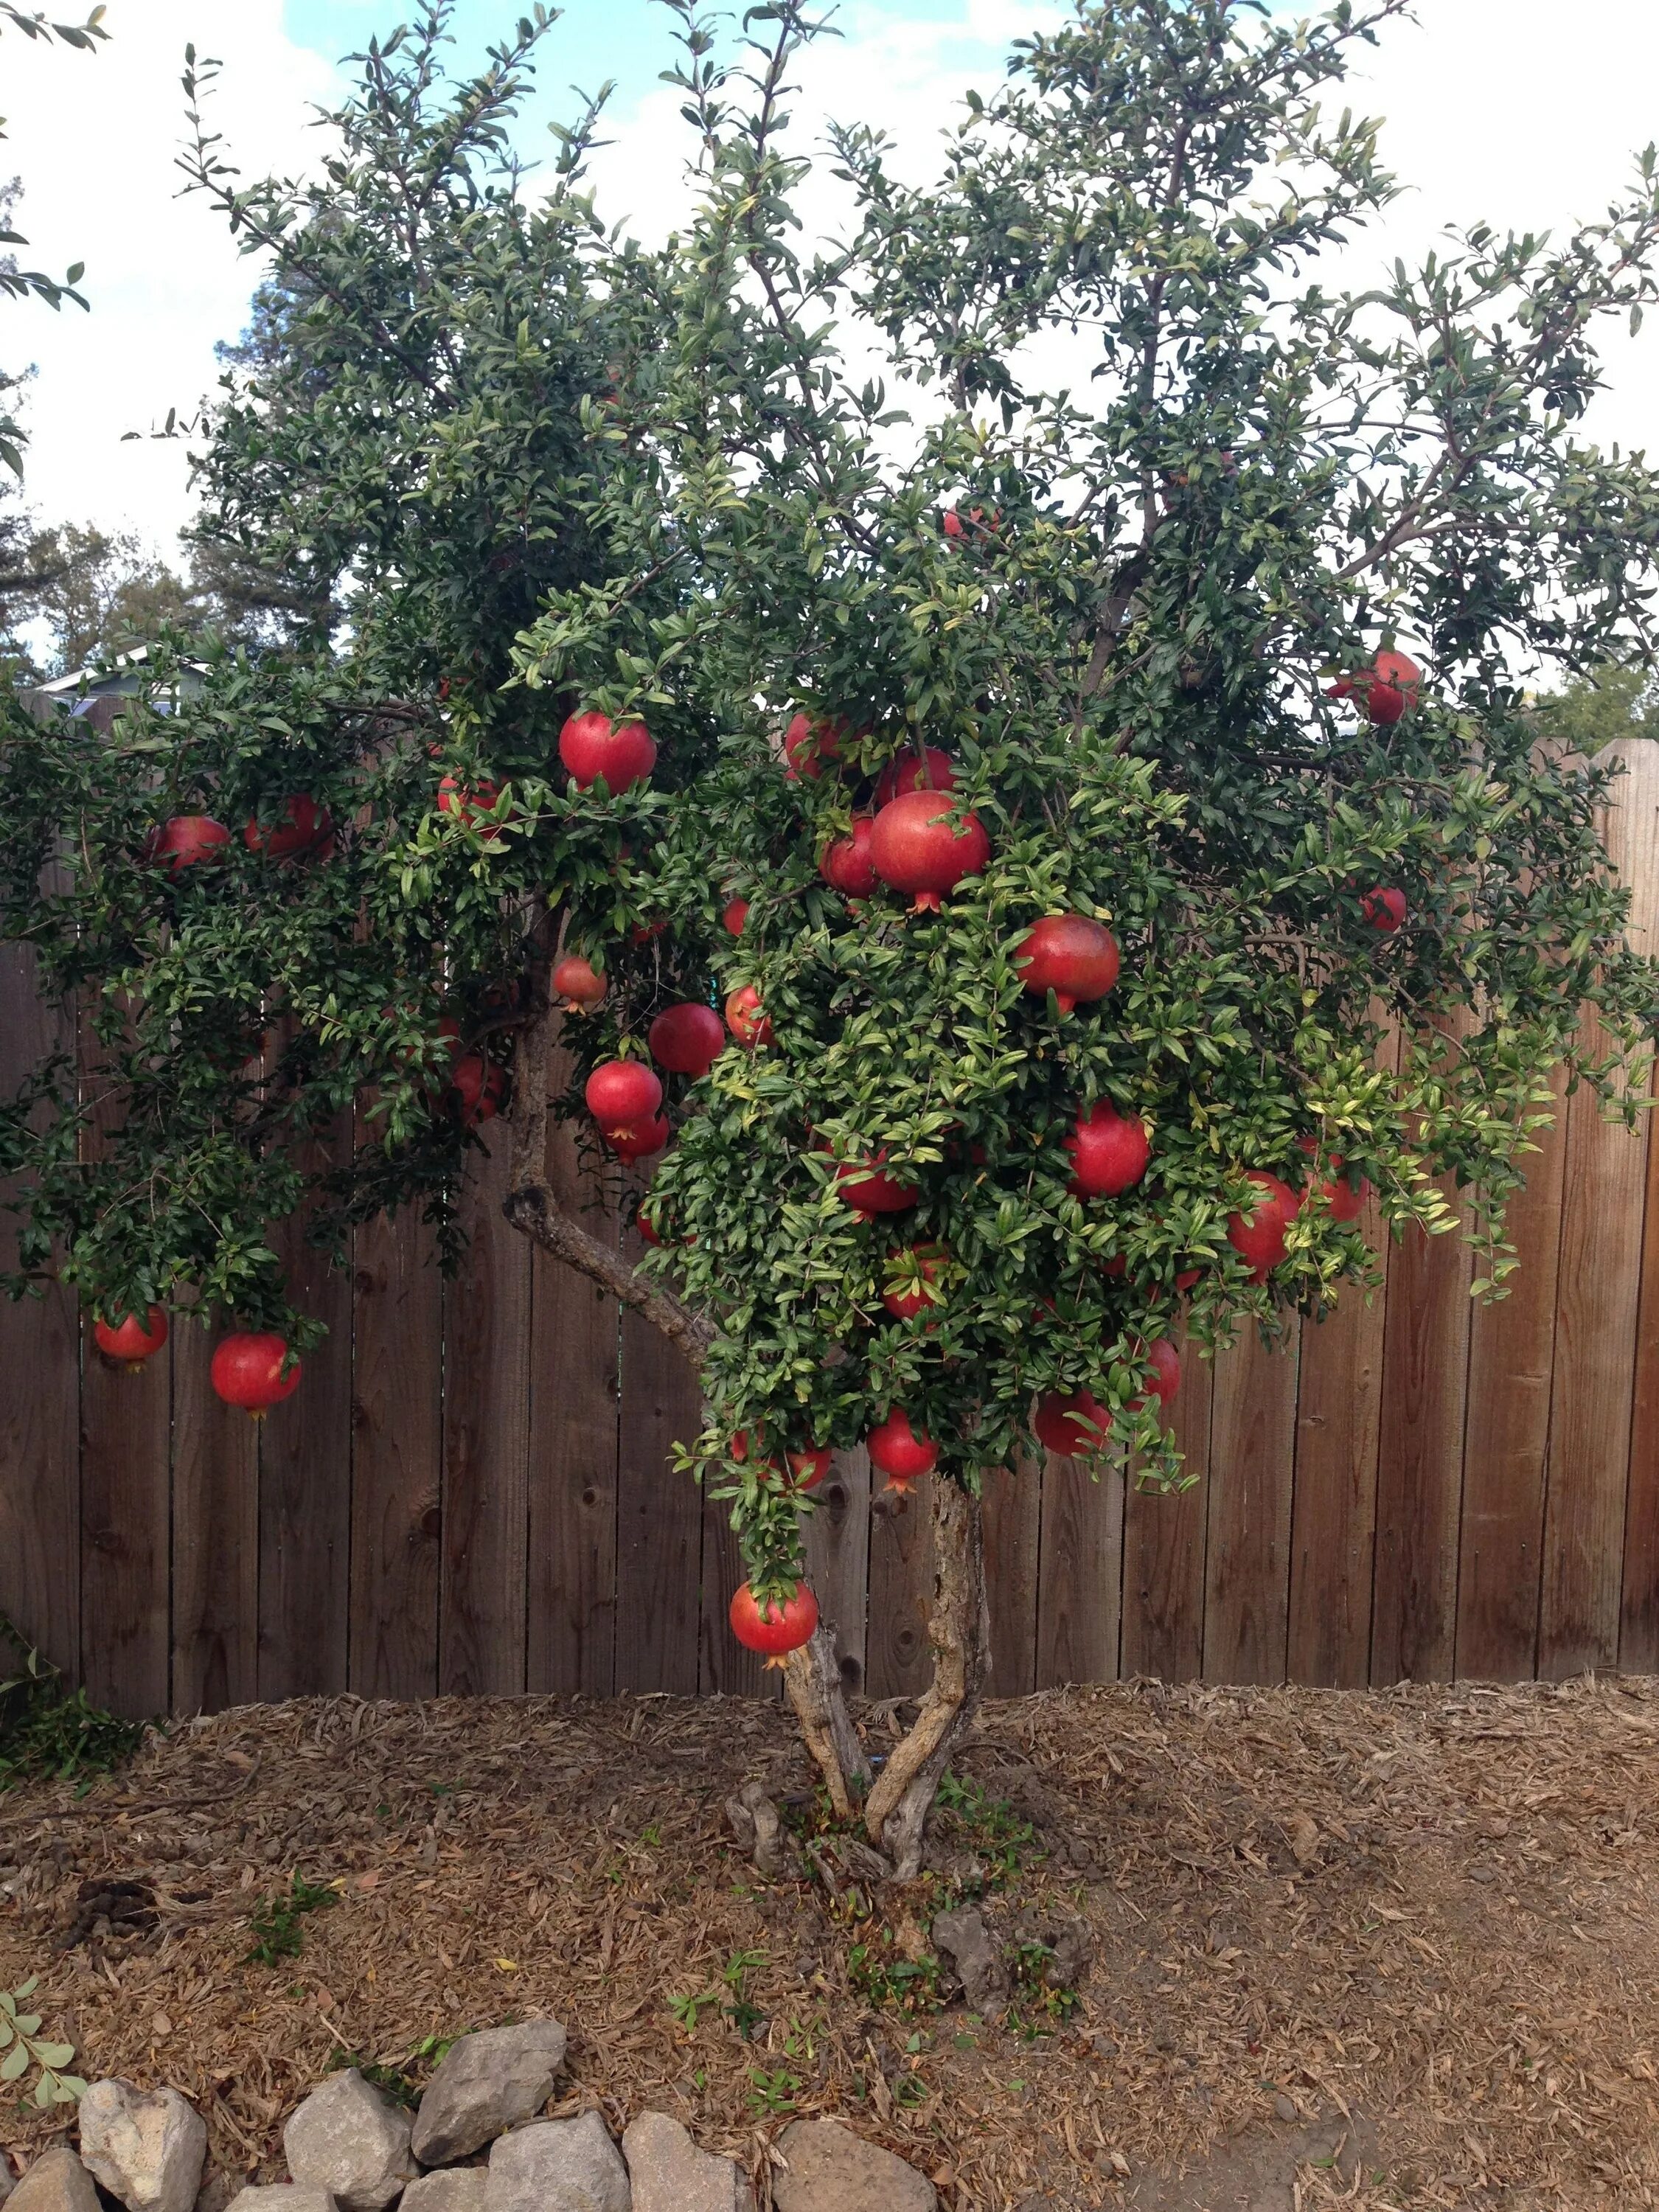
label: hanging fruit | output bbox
[869,790,990,911]
[1361,887,1407,932]
[585,1060,664,1134]
[605,1116,670,1161]
[144,815,231,877]
[725,984,772,1047]
[93,1308,169,1371]
[835,1157,919,1215]
[1226,1171,1301,1281]
[1327,649,1421,726]
[1034,1388,1111,1458]
[243,795,335,861]
[211,1332,302,1418]
[788,1445,834,1491]
[445,1054,506,1128]
[649,1002,726,1077]
[1130,1337,1181,1411]
[1014,915,1121,1012]
[818,818,878,897]
[1299,1138,1367,1222]
[558,709,657,791]
[867,1409,936,1492]
[553,954,607,1012]
[1065,1102,1151,1197]
[874,748,956,804]
[723,897,749,937]
[437,775,507,824]
[783,712,847,781]
[882,1242,948,1321]
[728,1580,820,1665]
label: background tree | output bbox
[4,0,1659,1876]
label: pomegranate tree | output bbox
[1,3,1658,1882]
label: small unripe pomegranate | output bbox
[869,789,990,911]
[649,1001,726,1077]
[558,709,656,792]
[722,897,749,937]
[244,794,334,861]
[94,1307,168,1371]
[585,1060,663,1133]
[942,508,965,538]
[1226,1171,1301,1281]
[211,1332,301,1418]
[553,954,607,1012]
[1015,915,1121,1012]
[145,815,232,876]
[1065,1102,1151,1197]
[726,985,772,1047]
[1361,887,1407,932]
[437,775,507,825]
[819,818,877,897]
[874,748,956,805]
[728,1580,819,1665]
[867,1409,936,1493]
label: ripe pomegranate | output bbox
[649,1001,726,1077]
[869,789,990,911]
[819,818,877,897]
[637,1212,662,1248]
[783,712,848,781]
[1226,1171,1301,1281]
[553,954,607,1012]
[585,1060,663,1134]
[1034,1388,1111,1458]
[1131,1337,1182,1411]
[558,709,656,792]
[836,1158,919,1215]
[605,1115,670,1161]
[1361,887,1407,932]
[1299,1137,1367,1223]
[94,1307,168,1371]
[145,815,231,876]
[445,1054,506,1129]
[629,917,669,947]
[867,1410,936,1493]
[874,748,956,804]
[1015,915,1121,1012]
[788,1445,833,1491]
[728,1580,820,1665]
[1065,1102,1151,1197]
[437,775,509,825]
[723,897,749,938]
[942,508,965,538]
[244,794,334,861]
[1328,649,1421,726]
[883,1242,947,1321]
[210,1332,302,1418]
[726,985,772,1048]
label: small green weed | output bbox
[933,1773,1038,1885]
[246,1872,337,1966]
[1007,1937,1080,2035]
[745,2065,801,2116]
[847,1937,942,2014]
[0,1619,145,1792]
[0,1980,85,2107]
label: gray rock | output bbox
[773,2121,936,2212]
[225,2192,338,2212]
[486,2115,627,2212]
[931,1905,1009,2017]
[400,2178,487,2212]
[411,2021,568,2165]
[80,2081,207,2212]
[284,2073,416,2212]
[11,2152,102,2212]
[193,2175,246,2212]
[622,2113,753,2212]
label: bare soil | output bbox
[1,1675,1657,2211]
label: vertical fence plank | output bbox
[1035,1453,1122,1688]
[803,1446,871,1698]
[350,1210,442,1700]
[0,945,78,1674]
[614,1185,702,1694]
[172,1316,258,1712]
[1624,1109,1659,1671]
[1456,1072,1568,1681]
[981,1461,1041,1697]
[866,1484,936,1699]
[1203,1329,1298,1683]
[440,1130,531,1695]
[1121,1325,1212,1681]
[1540,743,1659,1677]
[80,1321,170,1720]
[260,1141,352,1700]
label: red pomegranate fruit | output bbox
[145,815,231,877]
[649,1001,726,1077]
[725,985,772,1047]
[869,789,990,911]
[1065,1102,1152,1197]
[836,1158,919,1215]
[585,1060,663,1134]
[437,775,509,825]
[1015,915,1121,1012]
[1328,649,1421,726]
[883,1242,948,1321]
[605,1115,670,1161]
[788,1445,834,1491]
[244,795,334,861]
[942,509,965,539]
[211,1332,302,1418]
[819,818,878,897]
[1034,1388,1111,1458]
[94,1308,168,1371]
[553,954,607,1012]
[1130,1337,1182,1411]
[1226,1171,1301,1281]
[723,897,749,937]
[1361,887,1407,932]
[874,748,956,805]
[1299,1138,1368,1223]
[558,709,656,792]
[637,1212,662,1248]
[783,712,847,781]
[445,1054,506,1128]
[867,1410,937,1493]
[728,1580,820,1666]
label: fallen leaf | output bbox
[150,2012,173,2038]
[353,1870,380,1892]
[1284,1810,1320,1865]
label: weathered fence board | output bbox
[9,744,1659,1714]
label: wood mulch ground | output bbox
[0,1676,1655,2211]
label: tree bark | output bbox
[783,1623,873,1820]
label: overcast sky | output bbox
[5,0,1659,557]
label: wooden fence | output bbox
[5,744,1659,1719]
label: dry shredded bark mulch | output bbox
[0,1676,1655,2211]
